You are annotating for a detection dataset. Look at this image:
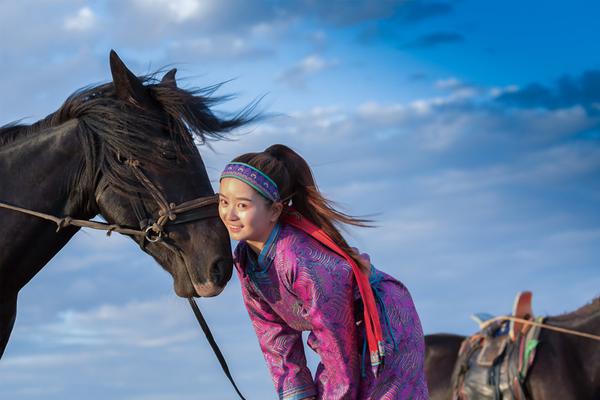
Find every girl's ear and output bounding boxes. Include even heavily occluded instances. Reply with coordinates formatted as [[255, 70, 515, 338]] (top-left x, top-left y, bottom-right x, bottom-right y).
[[270, 202, 283, 222]]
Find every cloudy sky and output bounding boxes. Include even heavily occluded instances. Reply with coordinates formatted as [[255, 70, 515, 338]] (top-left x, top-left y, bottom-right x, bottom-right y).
[[1, 0, 599, 398]]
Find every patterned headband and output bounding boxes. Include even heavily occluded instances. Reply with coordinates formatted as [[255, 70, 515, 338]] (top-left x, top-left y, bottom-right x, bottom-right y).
[[220, 162, 280, 202]]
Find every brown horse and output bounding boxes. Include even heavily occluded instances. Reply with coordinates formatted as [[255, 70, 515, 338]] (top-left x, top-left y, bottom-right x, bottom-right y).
[[0, 50, 254, 359], [425, 297, 600, 400]]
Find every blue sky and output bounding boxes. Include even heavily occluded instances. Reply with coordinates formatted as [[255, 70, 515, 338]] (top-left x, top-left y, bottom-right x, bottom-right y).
[[1, 1, 599, 399]]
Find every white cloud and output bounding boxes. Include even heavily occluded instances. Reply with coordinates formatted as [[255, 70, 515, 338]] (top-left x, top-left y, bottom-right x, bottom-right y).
[[299, 54, 327, 73], [489, 84, 519, 97], [132, 0, 210, 22], [166, 34, 272, 60], [64, 7, 96, 31], [277, 54, 339, 88], [2, 351, 118, 368], [435, 77, 462, 89], [418, 142, 600, 195], [357, 101, 406, 121], [53, 229, 138, 272], [27, 296, 197, 348]]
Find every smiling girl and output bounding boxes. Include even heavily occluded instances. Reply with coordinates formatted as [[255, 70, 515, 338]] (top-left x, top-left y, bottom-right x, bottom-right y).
[[218, 144, 428, 400]]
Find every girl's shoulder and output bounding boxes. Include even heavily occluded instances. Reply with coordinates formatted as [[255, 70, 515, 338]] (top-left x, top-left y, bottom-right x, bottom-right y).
[[276, 222, 325, 257], [276, 222, 308, 247], [276, 222, 351, 272], [277, 224, 357, 299]]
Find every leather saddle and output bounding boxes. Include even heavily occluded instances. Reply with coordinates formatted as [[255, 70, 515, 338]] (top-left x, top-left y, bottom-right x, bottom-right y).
[[453, 291, 542, 400], [469, 291, 534, 366]]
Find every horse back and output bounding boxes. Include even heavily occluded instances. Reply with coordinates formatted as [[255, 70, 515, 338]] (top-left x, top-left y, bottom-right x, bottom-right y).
[[526, 321, 598, 400]]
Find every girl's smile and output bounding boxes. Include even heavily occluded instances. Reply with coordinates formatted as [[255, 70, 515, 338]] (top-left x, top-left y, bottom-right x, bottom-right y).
[[218, 177, 282, 253], [227, 224, 242, 233]]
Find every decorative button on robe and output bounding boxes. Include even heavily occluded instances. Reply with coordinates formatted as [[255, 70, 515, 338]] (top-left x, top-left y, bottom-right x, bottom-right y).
[[234, 222, 429, 400]]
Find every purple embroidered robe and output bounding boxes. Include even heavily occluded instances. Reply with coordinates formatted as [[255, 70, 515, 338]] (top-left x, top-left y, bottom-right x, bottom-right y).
[[234, 222, 429, 400]]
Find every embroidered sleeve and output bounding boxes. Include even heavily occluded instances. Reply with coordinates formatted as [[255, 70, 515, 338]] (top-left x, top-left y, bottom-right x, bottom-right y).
[[240, 282, 317, 400], [292, 251, 360, 399]]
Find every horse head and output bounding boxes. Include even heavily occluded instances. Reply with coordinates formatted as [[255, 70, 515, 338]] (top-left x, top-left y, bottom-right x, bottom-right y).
[[92, 50, 247, 297]]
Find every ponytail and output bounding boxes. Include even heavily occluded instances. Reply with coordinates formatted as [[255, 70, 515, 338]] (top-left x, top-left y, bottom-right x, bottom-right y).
[[232, 144, 374, 271]]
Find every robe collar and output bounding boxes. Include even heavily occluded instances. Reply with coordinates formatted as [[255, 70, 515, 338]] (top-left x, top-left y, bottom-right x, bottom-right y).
[[243, 222, 281, 275]]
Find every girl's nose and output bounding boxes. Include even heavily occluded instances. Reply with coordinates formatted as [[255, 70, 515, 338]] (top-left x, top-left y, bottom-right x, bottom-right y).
[[226, 207, 238, 221]]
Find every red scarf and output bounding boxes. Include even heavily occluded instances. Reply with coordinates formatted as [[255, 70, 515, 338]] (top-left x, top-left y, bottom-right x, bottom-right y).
[[282, 207, 385, 375]]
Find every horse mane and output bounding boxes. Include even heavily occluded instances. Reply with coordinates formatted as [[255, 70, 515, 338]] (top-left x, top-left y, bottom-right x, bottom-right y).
[[550, 296, 600, 322], [0, 72, 257, 202], [1, 73, 253, 146]]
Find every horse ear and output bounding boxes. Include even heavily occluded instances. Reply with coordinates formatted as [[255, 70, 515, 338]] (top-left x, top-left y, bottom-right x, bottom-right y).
[[109, 50, 148, 104], [161, 68, 177, 88]]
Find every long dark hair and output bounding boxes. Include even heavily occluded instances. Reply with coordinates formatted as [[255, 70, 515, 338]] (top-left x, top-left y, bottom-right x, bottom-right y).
[[231, 144, 374, 271]]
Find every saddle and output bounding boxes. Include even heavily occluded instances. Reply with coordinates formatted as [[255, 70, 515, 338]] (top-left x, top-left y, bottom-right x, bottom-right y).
[[469, 291, 534, 366], [452, 291, 543, 400], [510, 291, 533, 340]]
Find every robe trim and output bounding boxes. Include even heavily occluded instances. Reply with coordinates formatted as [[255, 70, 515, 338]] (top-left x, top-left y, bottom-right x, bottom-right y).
[[279, 383, 317, 400]]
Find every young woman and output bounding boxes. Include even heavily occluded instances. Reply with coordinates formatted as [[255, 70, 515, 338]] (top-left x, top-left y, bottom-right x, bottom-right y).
[[218, 144, 428, 400]]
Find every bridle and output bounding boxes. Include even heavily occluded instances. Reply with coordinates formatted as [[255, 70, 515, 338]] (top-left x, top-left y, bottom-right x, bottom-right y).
[[103, 158, 221, 251], [0, 157, 247, 399], [96, 158, 221, 250], [0, 157, 219, 245]]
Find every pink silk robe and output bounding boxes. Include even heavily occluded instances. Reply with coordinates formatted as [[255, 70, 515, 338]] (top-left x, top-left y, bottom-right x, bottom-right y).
[[234, 222, 429, 400]]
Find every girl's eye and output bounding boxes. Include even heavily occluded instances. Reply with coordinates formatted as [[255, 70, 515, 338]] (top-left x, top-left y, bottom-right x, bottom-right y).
[[238, 203, 247, 209], [219, 199, 228, 206]]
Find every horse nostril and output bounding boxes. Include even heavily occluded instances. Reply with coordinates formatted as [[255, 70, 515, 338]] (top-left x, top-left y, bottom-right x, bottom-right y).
[[210, 258, 231, 287]]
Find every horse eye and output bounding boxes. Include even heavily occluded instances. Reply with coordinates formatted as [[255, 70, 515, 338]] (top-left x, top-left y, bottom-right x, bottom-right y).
[[161, 151, 177, 161]]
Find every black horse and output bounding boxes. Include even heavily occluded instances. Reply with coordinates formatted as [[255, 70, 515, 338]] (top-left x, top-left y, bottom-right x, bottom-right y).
[[0, 50, 253, 359], [425, 297, 600, 400]]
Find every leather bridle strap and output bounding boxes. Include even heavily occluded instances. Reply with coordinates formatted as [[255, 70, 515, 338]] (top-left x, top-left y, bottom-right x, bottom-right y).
[[124, 159, 220, 240], [188, 298, 247, 400], [0, 196, 219, 240], [0, 200, 149, 237]]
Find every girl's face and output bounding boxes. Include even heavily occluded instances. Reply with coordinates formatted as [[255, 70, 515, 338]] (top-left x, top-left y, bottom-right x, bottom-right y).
[[218, 177, 281, 246]]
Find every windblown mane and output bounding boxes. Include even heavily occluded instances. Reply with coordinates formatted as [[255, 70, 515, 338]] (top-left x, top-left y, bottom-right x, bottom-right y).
[[1, 72, 257, 202]]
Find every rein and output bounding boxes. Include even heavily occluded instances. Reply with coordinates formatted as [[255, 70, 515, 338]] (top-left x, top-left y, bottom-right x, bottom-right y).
[[188, 298, 247, 400], [0, 200, 148, 236], [479, 316, 600, 342]]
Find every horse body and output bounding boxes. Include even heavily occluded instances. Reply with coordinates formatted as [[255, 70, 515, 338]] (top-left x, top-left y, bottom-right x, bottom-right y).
[[0, 120, 89, 281], [0, 120, 88, 358], [425, 298, 600, 400], [0, 50, 252, 359], [525, 310, 600, 399], [425, 333, 465, 400]]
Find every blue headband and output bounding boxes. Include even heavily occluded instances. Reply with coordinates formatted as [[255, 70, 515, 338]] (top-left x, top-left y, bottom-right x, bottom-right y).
[[220, 162, 280, 202]]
